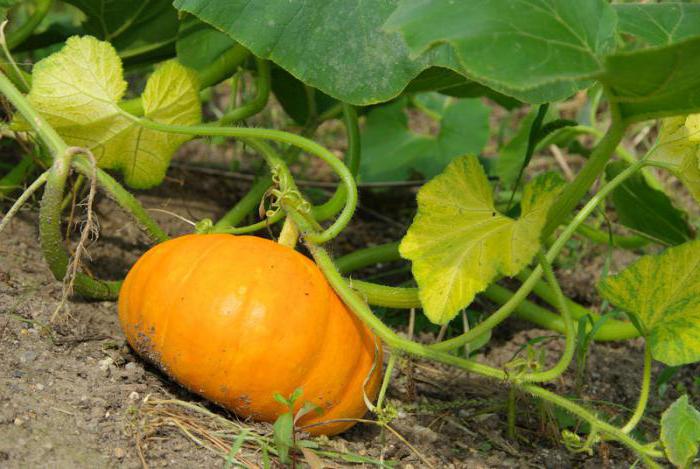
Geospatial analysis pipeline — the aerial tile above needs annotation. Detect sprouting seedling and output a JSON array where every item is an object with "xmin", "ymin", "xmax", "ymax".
[{"xmin": 271, "ymin": 387, "xmax": 322, "ymax": 465}]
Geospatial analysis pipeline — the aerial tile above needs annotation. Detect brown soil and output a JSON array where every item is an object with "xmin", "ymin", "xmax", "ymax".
[{"xmin": 1, "ymin": 160, "xmax": 698, "ymax": 469}]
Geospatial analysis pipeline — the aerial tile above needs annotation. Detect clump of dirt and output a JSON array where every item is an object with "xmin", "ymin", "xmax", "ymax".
[{"xmin": 1, "ymin": 164, "xmax": 698, "ymax": 468}]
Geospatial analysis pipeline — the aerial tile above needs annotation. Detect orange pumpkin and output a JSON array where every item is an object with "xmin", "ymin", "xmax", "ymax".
[{"xmin": 118, "ymin": 234, "xmax": 382, "ymax": 435}]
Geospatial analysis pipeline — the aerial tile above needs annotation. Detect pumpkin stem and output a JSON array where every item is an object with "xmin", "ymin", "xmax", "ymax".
[{"xmin": 278, "ymin": 217, "xmax": 299, "ymax": 248}]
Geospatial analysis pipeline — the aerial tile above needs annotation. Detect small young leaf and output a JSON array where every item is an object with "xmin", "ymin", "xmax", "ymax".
[
  {"xmin": 23, "ymin": 36, "xmax": 201, "ymax": 188},
  {"xmin": 598, "ymin": 240, "xmax": 700, "ymax": 366},
  {"xmin": 652, "ymin": 117, "xmax": 700, "ymax": 203},
  {"xmin": 606, "ymin": 160, "xmax": 693, "ymax": 246},
  {"xmin": 359, "ymin": 96, "xmax": 490, "ymax": 182},
  {"xmin": 661, "ymin": 395, "xmax": 700, "ymax": 468},
  {"xmin": 273, "ymin": 412, "xmax": 294, "ymax": 464},
  {"xmin": 400, "ymin": 156, "xmax": 563, "ymax": 324}
]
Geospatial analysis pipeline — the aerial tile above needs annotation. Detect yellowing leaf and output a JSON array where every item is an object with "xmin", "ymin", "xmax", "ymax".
[
  {"xmin": 654, "ymin": 117, "xmax": 700, "ymax": 203},
  {"xmin": 24, "ymin": 36, "xmax": 200, "ymax": 188},
  {"xmin": 400, "ymin": 155, "xmax": 562, "ymax": 324},
  {"xmin": 598, "ymin": 240, "xmax": 700, "ymax": 366},
  {"xmin": 661, "ymin": 395, "xmax": 700, "ymax": 468},
  {"xmin": 686, "ymin": 114, "xmax": 700, "ymax": 142}
]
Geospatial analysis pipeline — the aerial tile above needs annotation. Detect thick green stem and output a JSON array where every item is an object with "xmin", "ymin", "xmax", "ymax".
[
  {"xmin": 6, "ymin": 0, "xmax": 53, "ymax": 50},
  {"xmin": 338, "ymin": 243, "xmax": 639, "ymax": 341},
  {"xmin": 218, "ymin": 57, "xmax": 270, "ymax": 125},
  {"xmin": 543, "ymin": 117, "xmax": 626, "ymax": 237},
  {"xmin": 518, "ymin": 250, "xmax": 575, "ymax": 383},
  {"xmin": 621, "ymin": 344, "xmax": 652, "ymax": 434},
  {"xmin": 337, "ymin": 242, "xmax": 401, "ymax": 274},
  {"xmin": 516, "ymin": 268, "xmax": 640, "ymax": 340},
  {"xmin": 41, "ymin": 150, "xmax": 121, "ymax": 299},
  {"xmin": 212, "ymin": 175, "xmax": 273, "ymax": 231},
  {"xmin": 575, "ymin": 223, "xmax": 649, "ymax": 249}
]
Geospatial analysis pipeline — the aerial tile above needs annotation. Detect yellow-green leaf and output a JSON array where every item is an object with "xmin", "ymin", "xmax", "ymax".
[
  {"xmin": 598, "ymin": 240, "xmax": 700, "ymax": 366},
  {"xmin": 24, "ymin": 36, "xmax": 200, "ymax": 188},
  {"xmin": 661, "ymin": 395, "xmax": 700, "ymax": 468},
  {"xmin": 400, "ymin": 155, "xmax": 562, "ymax": 324},
  {"xmin": 653, "ymin": 117, "xmax": 700, "ymax": 203}
]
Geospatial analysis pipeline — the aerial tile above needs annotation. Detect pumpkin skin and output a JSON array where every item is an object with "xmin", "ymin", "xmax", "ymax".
[{"xmin": 118, "ymin": 234, "xmax": 382, "ymax": 435}]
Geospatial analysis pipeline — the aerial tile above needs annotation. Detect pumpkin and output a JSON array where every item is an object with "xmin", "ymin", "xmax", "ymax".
[{"xmin": 118, "ymin": 234, "xmax": 382, "ymax": 435}]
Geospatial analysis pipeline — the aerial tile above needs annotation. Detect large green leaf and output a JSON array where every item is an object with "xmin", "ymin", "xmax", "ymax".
[
  {"xmin": 600, "ymin": 37, "xmax": 700, "ymax": 121},
  {"xmin": 23, "ymin": 36, "xmax": 201, "ymax": 188},
  {"xmin": 400, "ymin": 156, "xmax": 562, "ymax": 324},
  {"xmin": 359, "ymin": 96, "xmax": 490, "ymax": 182},
  {"xmin": 385, "ymin": 0, "xmax": 617, "ymax": 103},
  {"xmin": 176, "ymin": 15, "xmax": 236, "ymax": 70},
  {"xmin": 616, "ymin": 3, "xmax": 700, "ymax": 47},
  {"xmin": 661, "ymin": 395, "xmax": 700, "ymax": 468},
  {"xmin": 64, "ymin": 0, "xmax": 179, "ymax": 60},
  {"xmin": 172, "ymin": 0, "xmax": 465, "ymax": 105},
  {"xmin": 606, "ymin": 161, "xmax": 693, "ymax": 246},
  {"xmin": 652, "ymin": 117, "xmax": 700, "ymax": 203},
  {"xmin": 598, "ymin": 240, "xmax": 700, "ymax": 367}
]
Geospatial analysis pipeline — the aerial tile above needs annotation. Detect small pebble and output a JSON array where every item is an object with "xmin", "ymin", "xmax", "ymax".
[
  {"xmin": 35, "ymin": 383, "xmax": 45, "ymax": 391},
  {"xmin": 98, "ymin": 357, "xmax": 114, "ymax": 371},
  {"xmin": 128, "ymin": 391, "xmax": 140, "ymax": 401}
]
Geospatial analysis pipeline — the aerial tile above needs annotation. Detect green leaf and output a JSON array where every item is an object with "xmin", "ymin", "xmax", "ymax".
[
  {"xmin": 404, "ymin": 68, "xmax": 522, "ymax": 109},
  {"xmin": 600, "ymin": 37, "xmax": 700, "ymax": 121},
  {"xmin": 661, "ymin": 395, "xmax": 700, "ymax": 468},
  {"xmin": 273, "ymin": 412, "xmax": 294, "ymax": 464},
  {"xmin": 63, "ymin": 0, "xmax": 179, "ymax": 60},
  {"xmin": 652, "ymin": 117, "xmax": 700, "ymax": 203},
  {"xmin": 360, "ymin": 96, "xmax": 490, "ymax": 183},
  {"xmin": 400, "ymin": 156, "xmax": 562, "ymax": 324},
  {"xmin": 176, "ymin": 15, "xmax": 237, "ymax": 70},
  {"xmin": 616, "ymin": 4, "xmax": 700, "ymax": 48},
  {"xmin": 606, "ymin": 161, "xmax": 693, "ymax": 246},
  {"xmin": 385, "ymin": 0, "xmax": 617, "ymax": 103},
  {"xmin": 24, "ymin": 36, "xmax": 201, "ymax": 188},
  {"xmin": 598, "ymin": 241, "xmax": 700, "ymax": 366},
  {"xmin": 173, "ymin": 0, "xmax": 463, "ymax": 105}
]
